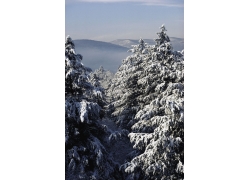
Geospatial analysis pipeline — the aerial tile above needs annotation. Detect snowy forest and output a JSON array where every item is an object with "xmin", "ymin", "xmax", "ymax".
[{"xmin": 65, "ymin": 25, "xmax": 184, "ymax": 180}]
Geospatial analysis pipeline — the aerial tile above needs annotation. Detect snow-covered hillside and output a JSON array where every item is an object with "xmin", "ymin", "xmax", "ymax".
[{"xmin": 65, "ymin": 24, "xmax": 184, "ymax": 180}]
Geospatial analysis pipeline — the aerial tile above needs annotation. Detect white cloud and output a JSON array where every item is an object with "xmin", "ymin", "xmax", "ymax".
[{"xmin": 72, "ymin": 0, "xmax": 184, "ymax": 7}]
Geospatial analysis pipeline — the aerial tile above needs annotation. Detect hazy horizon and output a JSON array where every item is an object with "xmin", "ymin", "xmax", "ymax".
[{"xmin": 70, "ymin": 36, "xmax": 184, "ymax": 42}]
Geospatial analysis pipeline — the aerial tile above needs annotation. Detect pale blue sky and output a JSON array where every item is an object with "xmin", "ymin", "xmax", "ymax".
[{"xmin": 66, "ymin": 0, "xmax": 184, "ymax": 41}]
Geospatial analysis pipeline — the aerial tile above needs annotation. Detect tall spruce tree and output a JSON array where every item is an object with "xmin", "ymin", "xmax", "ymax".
[
  {"xmin": 108, "ymin": 25, "xmax": 184, "ymax": 179},
  {"xmin": 107, "ymin": 38, "xmax": 150, "ymax": 129},
  {"xmin": 65, "ymin": 35, "xmax": 116, "ymax": 180}
]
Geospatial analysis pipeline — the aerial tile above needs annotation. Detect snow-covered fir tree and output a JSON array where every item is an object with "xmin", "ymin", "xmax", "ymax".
[
  {"xmin": 65, "ymin": 35, "xmax": 117, "ymax": 180},
  {"xmin": 107, "ymin": 25, "xmax": 184, "ymax": 180},
  {"xmin": 89, "ymin": 73, "xmax": 106, "ymax": 113},
  {"xmin": 90, "ymin": 66, "xmax": 114, "ymax": 90},
  {"xmin": 155, "ymin": 24, "xmax": 170, "ymax": 46},
  {"xmin": 89, "ymin": 66, "xmax": 116, "ymax": 118},
  {"xmin": 128, "ymin": 38, "xmax": 149, "ymax": 55}
]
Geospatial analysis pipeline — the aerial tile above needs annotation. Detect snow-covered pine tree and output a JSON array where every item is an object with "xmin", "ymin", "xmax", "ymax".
[
  {"xmin": 65, "ymin": 36, "xmax": 116, "ymax": 180},
  {"xmin": 65, "ymin": 36, "xmax": 93, "ymax": 97},
  {"xmin": 89, "ymin": 73, "xmax": 106, "ymax": 117},
  {"xmin": 89, "ymin": 66, "xmax": 116, "ymax": 118},
  {"xmin": 108, "ymin": 25, "xmax": 184, "ymax": 179},
  {"xmin": 155, "ymin": 24, "xmax": 170, "ymax": 46},
  {"xmin": 90, "ymin": 66, "xmax": 114, "ymax": 90},
  {"xmin": 128, "ymin": 38, "xmax": 149, "ymax": 55}
]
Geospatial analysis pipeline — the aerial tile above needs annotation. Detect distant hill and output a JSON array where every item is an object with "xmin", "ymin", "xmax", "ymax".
[
  {"xmin": 110, "ymin": 37, "xmax": 184, "ymax": 51},
  {"xmin": 74, "ymin": 39, "xmax": 130, "ymax": 73}
]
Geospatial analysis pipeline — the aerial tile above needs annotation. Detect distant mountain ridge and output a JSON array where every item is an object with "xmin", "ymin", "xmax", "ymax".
[
  {"xmin": 110, "ymin": 37, "xmax": 184, "ymax": 51},
  {"xmin": 74, "ymin": 39, "xmax": 129, "ymax": 51}
]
